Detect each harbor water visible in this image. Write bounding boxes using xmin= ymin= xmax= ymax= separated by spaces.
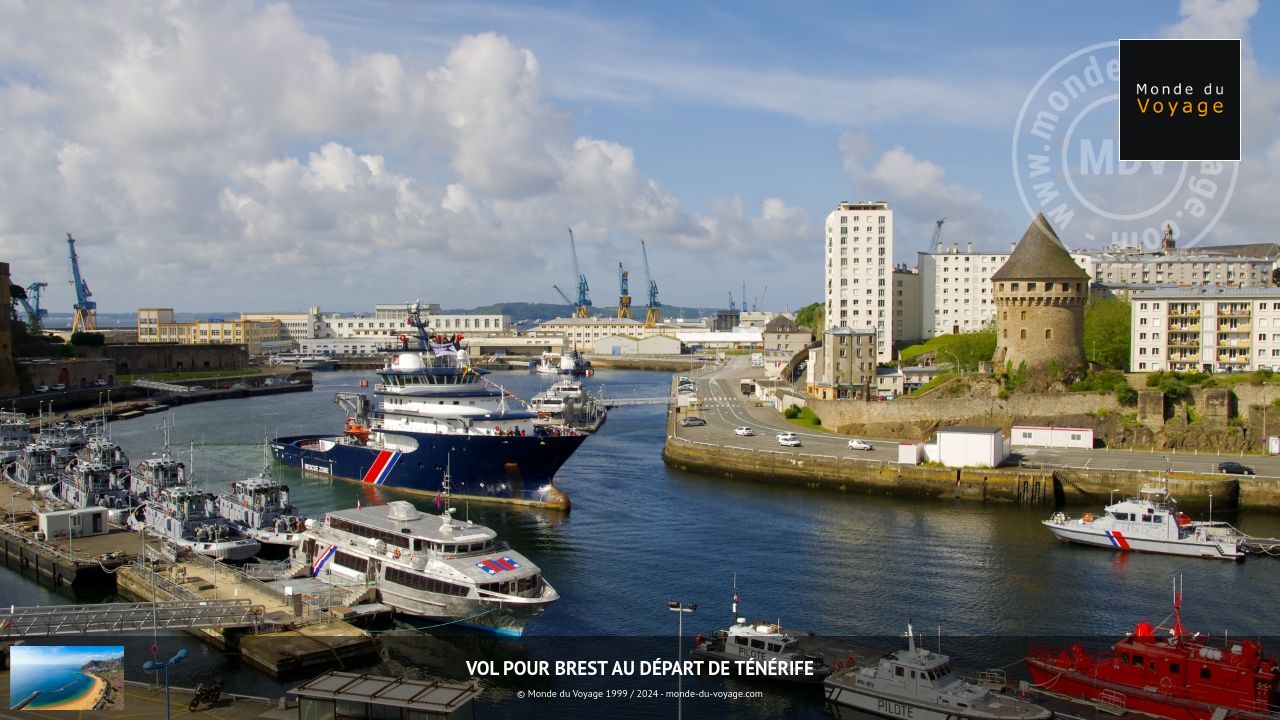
xmin=5 ymin=369 xmax=1280 ymax=719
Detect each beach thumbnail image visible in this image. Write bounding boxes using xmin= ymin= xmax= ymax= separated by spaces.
xmin=9 ymin=645 xmax=124 ymax=711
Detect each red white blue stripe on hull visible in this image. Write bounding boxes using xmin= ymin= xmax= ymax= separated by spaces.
xmin=270 ymin=431 xmax=586 ymax=506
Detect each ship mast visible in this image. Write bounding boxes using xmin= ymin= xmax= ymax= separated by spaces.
xmin=1171 ymin=575 xmax=1186 ymax=639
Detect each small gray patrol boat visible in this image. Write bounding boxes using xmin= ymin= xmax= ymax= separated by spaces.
xmin=690 ymin=582 xmax=833 ymax=684
xmin=825 ymin=622 xmax=1051 ymax=720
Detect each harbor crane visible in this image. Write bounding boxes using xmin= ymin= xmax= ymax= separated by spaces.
xmin=728 ymin=290 xmax=736 ymax=312
xmin=553 ymin=285 xmax=575 ymax=308
xmin=67 ymin=233 xmax=97 ymax=333
xmin=931 ymin=217 xmax=946 ymax=249
xmin=616 ymin=263 xmax=632 ymax=320
xmin=640 ymin=240 xmax=661 ymax=328
xmin=12 ymin=282 xmax=48 ymax=332
xmin=753 ymin=285 xmax=768 ymax=313
xmin=567 ymin=227 xmax=591 ymax=318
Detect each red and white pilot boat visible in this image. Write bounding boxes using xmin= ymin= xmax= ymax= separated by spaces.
xmin=1026 ymin=579 xmax=1279 ymax=720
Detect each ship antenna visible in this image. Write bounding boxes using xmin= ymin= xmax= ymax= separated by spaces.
xmin=906 ymin=619 xmax=916 ymax=654
xmin=440 ymin=454 xmax=452 ymax=516
xmin=732 ymin=573 xmax=739 ymax=617
xmin=1171 ymin=575 xmax=1186 ymax=639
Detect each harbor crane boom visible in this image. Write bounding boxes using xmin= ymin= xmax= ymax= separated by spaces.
xmin=67 ymin=233 xmax=97 ymax=333
xmin=641 ymin=240 xmax=661 ymax=328
xmin=931 ymin=217 xmax=946 ymax=249
xmin=616 ymin=263 xmax=632 ymax=320
xmin=553 ymin=285 xmax=575 ymax=307
xmin=568 ymin=227 xmax=591 ymax=318
xmin=12 ymin=282 xmax=48 ymax=332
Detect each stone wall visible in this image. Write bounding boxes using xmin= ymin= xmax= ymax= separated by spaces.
xmin=806 ymin=391 xmax=1118 ymax=439
xmin=20 ymin=358 xmax=117 ymax=387
xmin=0 ymin=263 xmax=17 ymax=396
xmin=90 ymin=344 xmax=248 ymax=374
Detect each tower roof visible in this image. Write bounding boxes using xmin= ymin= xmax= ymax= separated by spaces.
xmin=991 ymin=213 xmax=1090 ymax=281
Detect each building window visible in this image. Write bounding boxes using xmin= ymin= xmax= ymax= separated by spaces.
xmin=1045 ymin=329 xmax=1052 ymax=339
xmin=1020 ymin=329 xmax=1027 ymax=340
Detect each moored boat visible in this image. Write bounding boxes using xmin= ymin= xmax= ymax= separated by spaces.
xmin=211 ymin=469 xmax=304 ymax=558
xmin=128 ymin=486 xmax=260 ymax=562
xmin=271 ymin=302 xmax=586 ymax=508
xmin=298 ymin=467 xmax=557 ymax=636
xmin=1043 ymin=484 xmax=1246 ymax=560
xmin=825 ymin=622 xmax=1051 ymax=720
xmin=691 ymin=584 xmax=833 ymax=684
xmin=1025 ymin=579 xmax=1279 ymax=720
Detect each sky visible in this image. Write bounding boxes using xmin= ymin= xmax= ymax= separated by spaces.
xmin=0 ymin=0 xmax=1277 ymax=315
xmin=10 ymin=645 xmax=123 ymax=667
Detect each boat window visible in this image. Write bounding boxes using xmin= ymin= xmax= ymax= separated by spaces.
xmin=1132 ymin=655 xmax=1144 ymax=666
xmin=1153 ymin=515 xmax=1163 ymax=523
xmin=1149 ymin=661 xmax=1157 ymax=670
xmin=1169 ymin=663 xmax=1180 ymax=673
xmin=750 ymin=640 xmax=765 ymax=649
xmin=1200 ymin=666 xmax=1211 ymax=679
xmin=734 ymin=637 xmax=748 ymax=646
xmin=385 ymin=566 xmax=469 ymax=596
xmin=333 ymin=551 xmax=368 ymax=573
xmin=768 ymin=644 xmax=781 ymax=653
xmin=1112 ymin=512 xmax=1127 ymax=520
xmin=1142 ymin=515 xmax=1152 ymax=522
xmin=895 ymin=666 xmax=905 ymax=677
xmin=910 ymin=670 xmax=917 ymax=679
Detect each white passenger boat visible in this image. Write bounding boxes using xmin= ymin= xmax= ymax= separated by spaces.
xmin=299 ymin=468 xmax=558 ymax=636
xmin=1043 ymin=484 xmax=1245 ymax=560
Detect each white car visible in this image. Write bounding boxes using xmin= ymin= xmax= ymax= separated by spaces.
xmin=847 ymin=439 xmax=873 ymax=451
xmin=733 ymin=427 xmax=754 ymax=436
xmin=778 ymin=436 xmax=801 ymax=447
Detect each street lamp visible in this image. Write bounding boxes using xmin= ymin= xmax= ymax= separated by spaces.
xmin=668 ymin=601 xmax=697 ymax=720
xmin=941 ymin=350 xmax=964 ymax=375
xmin=143 ymin=648 xmax=188 ymax=720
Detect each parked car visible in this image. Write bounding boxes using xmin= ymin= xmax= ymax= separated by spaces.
xmin=847 ymin=439 xmax=873 ymax=451
xmin=734 ymin=427 xmax=755 ymax=436
xmin=680 ymin=416 xmax=707 ymax=427
xmin=51 ymin=383 xmax=66 ymax=391
xmin=1217 ymin=461 xmax=1256 ymax=475
xmin=34 ymin=385 xmax=49 ymax=393
xmin=92 ymin=379 xmax=109 ymax=387
xmin=778 ymin=435 xmax=802 ymax=447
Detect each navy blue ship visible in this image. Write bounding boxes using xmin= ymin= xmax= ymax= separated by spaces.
xmin=271 ymin=303 xmax=587 ymax=508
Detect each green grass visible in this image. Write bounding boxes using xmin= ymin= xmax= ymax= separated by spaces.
xmin=119 ymin=368 xmax=264 ymax=383
xmin=908 ymin=372 xmax=956 ymax=397
xmin=786 ymin=406 xmax=825 ymax=430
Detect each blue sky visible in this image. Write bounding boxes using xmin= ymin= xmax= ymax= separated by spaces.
xmin=0 ymin=0 xmax=1276 ymax=314
xmin=10 ymin=645 xmax=123 ymax=667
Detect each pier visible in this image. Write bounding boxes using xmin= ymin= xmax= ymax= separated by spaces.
xmin=1 ymin=599 xmax=262 ymax=637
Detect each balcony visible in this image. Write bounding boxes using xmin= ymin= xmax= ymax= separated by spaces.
xmin=1216 ymin=323 xmax=1250 ymax=333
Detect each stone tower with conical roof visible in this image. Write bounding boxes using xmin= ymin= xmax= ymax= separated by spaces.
xmin=991 ymin=214 xmax=1089 ymax=373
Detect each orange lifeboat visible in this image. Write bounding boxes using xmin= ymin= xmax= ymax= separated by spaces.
xmin=344 ymin=419 xmax=371 ymax=442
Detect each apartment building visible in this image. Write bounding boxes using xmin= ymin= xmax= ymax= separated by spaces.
xmin=824 ymin=201 xmax=893 ymax=361
xmin=1129 ymin=287 xmax=1280 ymax=373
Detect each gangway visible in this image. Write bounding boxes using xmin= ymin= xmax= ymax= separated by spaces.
xmin=599 ymin=397 xmax=666 ymax=408
xmin=0 ymin=599 xmax=263 ymax=638
xmin=132 ymin=378 xmax=193 ymax=393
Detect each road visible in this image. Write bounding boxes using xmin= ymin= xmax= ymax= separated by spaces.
xmin=670 ymin=357 xmax=1280 ymax=479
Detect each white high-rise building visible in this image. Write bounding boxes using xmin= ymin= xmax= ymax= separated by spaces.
xmin=825 ymin=201 xmax=893 ymax=361
xmin=917 ymin=243 xmax=1096 ymax=339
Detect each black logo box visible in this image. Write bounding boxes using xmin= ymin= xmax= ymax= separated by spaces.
xmin=1119 ymin=38 xmax=1240 ymax=162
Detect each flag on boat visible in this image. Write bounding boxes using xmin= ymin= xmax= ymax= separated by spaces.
xmin=475 ymin=557 xmax=521 ymax=575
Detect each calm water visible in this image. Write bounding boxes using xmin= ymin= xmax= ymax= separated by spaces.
xmin=5 ymin=368 xmax=1280 ymax=719
xmin=9 ymin=663 xmax=94 ymax=709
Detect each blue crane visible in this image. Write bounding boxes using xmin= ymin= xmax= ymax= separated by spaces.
xmin=553 ymin=285 xmax=575 ymax=307
xmin=567 ymin=228 xmax=591 ymax=318
xmin=640 ymin=240 xmax=661 ymax=328
xmin=13 ymin=282 xmax=48 ymax=331
xmin=67 ymin=233 xmax=97 ymax=332
xmin=616 ymin=262 xmax=632 ymax=320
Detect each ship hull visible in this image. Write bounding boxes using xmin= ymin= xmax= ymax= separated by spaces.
xmin=826 ymin=675 xmax=1051 ymax=720
xmin=1043 ymin=522 xmax=1243 ymax=560
xmin=1025 ymin=658 xmax=1271 ymax=720
xmin=270 ymin=432 xmax=586 ymax=508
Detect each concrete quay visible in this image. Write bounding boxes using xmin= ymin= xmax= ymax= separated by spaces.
xmin=663 ymin=358 xmax=1280 ymax=512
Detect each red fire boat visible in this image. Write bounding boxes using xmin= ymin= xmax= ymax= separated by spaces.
xmin=1026 ymin=580 xmax=1278 ymax=720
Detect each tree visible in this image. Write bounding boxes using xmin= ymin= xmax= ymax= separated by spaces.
xmin=69 ymin=332 xmax=105 ymax=347
xmin=1083 ymin=295 xmax=1130 ymax=370
xmin=1272 ymin=267 xmax=1280 ymax=287
xmin=794 ymin=302 xmax=824 ymax=332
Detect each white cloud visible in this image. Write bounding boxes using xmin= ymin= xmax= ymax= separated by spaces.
xmin=838 ymin=132 xmax=1010 ymax=257
xmin=0 ymin=1 xmax=807 ymax=311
